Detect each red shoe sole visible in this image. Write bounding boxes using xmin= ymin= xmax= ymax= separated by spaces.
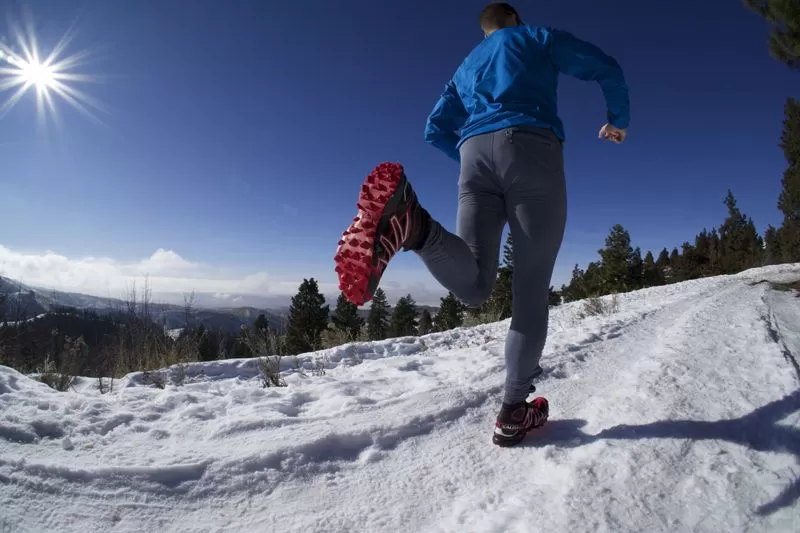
xmin=334 ymin=162 xmax=406 ymax=306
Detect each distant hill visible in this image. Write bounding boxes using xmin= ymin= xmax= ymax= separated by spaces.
xmin=0 ymin=277 xmax=287 ymax=334
xmin=0 ymin=277 xmax=437 ymax=335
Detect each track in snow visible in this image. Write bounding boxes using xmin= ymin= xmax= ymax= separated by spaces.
xmin=1 ymin=265 xmax=799 ymax=533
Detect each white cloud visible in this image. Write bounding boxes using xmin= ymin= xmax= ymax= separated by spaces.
xmin=0 ymin=245 xmax=280 ymax=300
xmin=134 ymin=248 xmax=198 ymax=273
xmin=0 ymin=245 xmax=449 ymax=307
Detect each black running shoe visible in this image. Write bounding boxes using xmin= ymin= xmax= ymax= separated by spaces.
xmin=492 ymin=396 xmax=549 ymax=447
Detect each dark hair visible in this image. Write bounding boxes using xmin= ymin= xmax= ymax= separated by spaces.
xmin=479 ymin=2 xmax=520 ymax=30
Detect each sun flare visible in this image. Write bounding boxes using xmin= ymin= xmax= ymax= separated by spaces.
xmin=20 ymin=58 xmax=56 ymax=91
xmin=0 ymin=18 xmax=103 ymax=126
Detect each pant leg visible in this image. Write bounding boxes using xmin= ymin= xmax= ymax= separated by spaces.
xmin=496 ymin=127 xmax=567 ymax=404
xmin=415 ymin=132 xmax=507 ymax=308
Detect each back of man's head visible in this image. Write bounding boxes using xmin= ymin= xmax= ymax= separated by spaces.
xmin=479 ymin=2 xmax=522 ymax=34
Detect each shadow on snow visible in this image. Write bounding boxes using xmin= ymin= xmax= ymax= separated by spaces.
xmin=524 ymin=389 xmax=800 ymax=516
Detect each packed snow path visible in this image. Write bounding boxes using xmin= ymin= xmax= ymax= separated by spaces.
xmin=1 ymin=265 xmax=799 ymax=533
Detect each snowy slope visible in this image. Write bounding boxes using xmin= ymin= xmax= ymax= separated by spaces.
xmin=1 ymin=265 xmax=799 ymax=533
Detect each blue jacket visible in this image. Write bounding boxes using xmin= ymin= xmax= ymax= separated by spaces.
xmin=424 ymin=25 xmax=630 ymax=162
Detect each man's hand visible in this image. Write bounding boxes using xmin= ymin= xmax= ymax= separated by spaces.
xmin=599 ymin=124 xmax=626 ymax=144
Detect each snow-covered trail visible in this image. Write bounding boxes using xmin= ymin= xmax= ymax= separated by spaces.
xmin=1 ymin=266 xmax=799 ymax=533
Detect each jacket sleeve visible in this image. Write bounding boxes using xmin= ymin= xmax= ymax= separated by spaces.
xmin=424 ymin=80 xmax=468 ymax=162
xmin=547 ymin=29 xmax=630 ymax=129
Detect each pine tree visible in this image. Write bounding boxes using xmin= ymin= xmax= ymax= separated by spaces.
xmin=745 ymin=0 xmax=800 ymax=68
xmin=284 ymin=278 xmax=329 ymax=355
xmin=196 ymin=324 xmax=218 ymax=361
xmin=642 ymin=250 xmax=664 ymax=287
xmin=232 ymin=326 xmax=253 ymax=358
xmin=746 ymin=1 xmax=799 ymax=259
xmin=583 ymin=261 xmax=604 ymax=296
xmin=668 ymin=248 xmax=681 ymax=283
xmin=708 ymin=229 xmax=722 ymax=274
xmin=389 ymin=294 xmax=418 ymax=337
xmin=502 ymin=232 xmax=514 ymax=267
xmin=486 ymin=232 xmax=514 ymax=319
xmin=598 ymin=224 xmax=634 ymax=293
xmin=331 ymin=293 xmax=364 ymax=341
xmin=777 ymin=98 xmax=800 ymax=261
xmin=434 ymin=292 xmax=465 ymax=331
xmin=251 ymin=313 xmax=273 ymax=354
xmin=366 ymin=288 xmax=390 ymax=340
xmin=254 ymin=313 xmax=269 ymax=332
xmin=694 ymin=230 xmax=713 ymax=276
xmin=488 ymin=268 xmax=512 ymax=319
xmin=764 ymin=224 xmax=783 ymax=264
xmin=656 ymin=248 xmax=672 ymax=282
xmin=678 ymin=242 xmax=699 ymax=281
xmin=418 ymin=309 xmax=433 ymax=335
xmin=718 ymin=190 xmax=764 ymax=273
xmin=561 ymin=264 xmax=586 ymax=303
xmin=626 ymin=246 xmax=644 ymax=290
xmin=548 ymin=286 xmax=562 ymax=306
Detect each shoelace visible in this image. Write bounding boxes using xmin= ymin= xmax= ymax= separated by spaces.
xmin=377 ymin=210 xmax=411 ymax=268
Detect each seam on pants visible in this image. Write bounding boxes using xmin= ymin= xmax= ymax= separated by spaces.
xmin=490 ymin=129 xmax=497 ymax=174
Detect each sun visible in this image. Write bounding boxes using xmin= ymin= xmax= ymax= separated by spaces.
xmin=20 ymin=58 xmax=56 ymax=91
xmin=0 ymin=17 xmax=103 ymax=126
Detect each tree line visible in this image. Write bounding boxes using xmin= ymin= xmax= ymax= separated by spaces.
xmin=264 ymin=280 xmax=472 ymax=357
xmin=1 ymin=1 xmax=795 ymax=386
xmin=557 ymin=190 xmax=789 ymax=303
xmin=0 ymin=273 xmax=477 ymax=382
xmin=560 ymin=1 xmax=800 ymax=302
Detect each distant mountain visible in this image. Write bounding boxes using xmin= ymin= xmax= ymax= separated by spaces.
xmin=0 ymin=276 xmax=439 ymax=335
xmin=0 ymin=277 xmax=287 ymax=334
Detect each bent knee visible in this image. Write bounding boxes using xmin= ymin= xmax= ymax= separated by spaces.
xmin=459 ymin=286 xmax=493 ymax=309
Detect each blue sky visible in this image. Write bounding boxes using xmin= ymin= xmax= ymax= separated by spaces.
xmin=0 ymin=0 xmax=797 ymax=307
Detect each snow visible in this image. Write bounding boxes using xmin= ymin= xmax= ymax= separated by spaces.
xmin=0 ymin=313 xmax=48 ymax=327
xmin=1 ymin=264 xmax=799 ymax=533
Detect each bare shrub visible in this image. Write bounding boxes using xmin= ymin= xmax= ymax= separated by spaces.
xmin=581 ymin=296 xmax=605 ymax=317
xmin=610 ymin=293 xmax=619 ymax=313
xmin=38 ymin=355 xmax=75 ymax=391
xmin=289 ymin=355 xmax=326 ymax=377
xmin=770 ymin=279 xmax=800 ymax=292
xmin=238 ymin=321 xmax=288 ymax=387
xmin=142 ymin=370 xmax=167 ymax=389
xmin=106 ymin=278 xmax=201 ymax=378
xmin=579 ymin=293 xmax=620 ymax=319
xmin=311 ymin=356 xmax=326 ymax=376
xmin=257 ymin=356 xmax=286 ymax=387
xmin=239 ymin=322 xmax=286 ymax=358
xmin=321 ymin=325 xmax=355 ymax=349
xmin=171 ymin=362 xmax=188 ymax=387
xmin=37 ymin=335 xmax=86 ymax=392
xmin=463 ymin=308 xmax=503 ymax=328
xmin=345 ymin=352 xmax=363 ymax=367
xmin=97 ymin=375 xmax=114 ymax=394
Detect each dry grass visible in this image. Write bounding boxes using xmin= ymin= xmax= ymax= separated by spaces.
xmin=771 ymin=279 xmax=800 ymax=292
xmin=321 ymin=325 xmax=357 ymax=349
xmin=463 ymin=308 xmax=504 ymax=328
xmin=579 ymin=293 xmax=620 ymax=318
xmin=257 ymin=356 xmax=286 ymax=387
xmin=36 ymin=336 xmax=86 ymax=392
